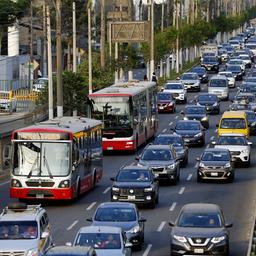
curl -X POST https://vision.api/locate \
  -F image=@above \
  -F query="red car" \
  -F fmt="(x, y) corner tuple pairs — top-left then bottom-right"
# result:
(157, 92), (176, 113)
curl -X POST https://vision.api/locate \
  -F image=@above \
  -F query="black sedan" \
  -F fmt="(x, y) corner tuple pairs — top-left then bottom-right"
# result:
(136, 144), (180, 184)
(196, 148), (234, 182)
(153, 134), (188, 167)
(226, 64), (243, 80)
(245, 110), (256, 135)
(169, 203), (232, 256)
(181, 105), (209, 129)
(191, 66), (209, 83)
(110, 165), (159, 208)
(172, 120), (206, 146)
(196, 93), (220, 114)
(87, 202), (146, 250)
(201, 56), (219, 73)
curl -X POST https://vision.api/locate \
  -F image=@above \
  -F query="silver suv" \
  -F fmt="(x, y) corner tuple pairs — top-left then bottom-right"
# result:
(208, 75), (229, 100)
(0, 203), (52, 256)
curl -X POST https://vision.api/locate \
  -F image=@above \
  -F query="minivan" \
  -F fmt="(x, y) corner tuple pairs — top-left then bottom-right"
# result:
(208, 75), (229, 101)
(217, 111), (249, 138)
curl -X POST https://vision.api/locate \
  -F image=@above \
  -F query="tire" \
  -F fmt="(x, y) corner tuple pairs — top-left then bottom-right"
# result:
(245, 157), (250, 168)
(134, 243), (143, 251)
(197, 174), (202, 183)
(200, 138), (205, 147)
(227, 173), (234, 183)
(172, 106), (176, 113)
(156, 194), (159, 204)
(149, 200), (156, 209)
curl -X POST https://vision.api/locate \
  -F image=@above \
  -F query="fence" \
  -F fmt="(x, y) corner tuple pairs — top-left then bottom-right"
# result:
(248, 215), (256, 256)
(0, 80), (40, 114)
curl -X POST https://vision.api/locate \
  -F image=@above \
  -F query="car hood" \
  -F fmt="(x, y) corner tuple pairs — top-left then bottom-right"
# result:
(139, 160), (175, 167)
(157, 100), (173, 104)
(164, 89), (184, 94)
(0, 240), (38, 251)
(198, 101), (216, 106)
(113, 181), (151, 188)
(95, 249), (126, 256)
(202, 61), (218, 65)
(172, 227), (226, 238)
(92, 221), (137, 231)
(201, 160), (229, 166)
(215, 145), (248, 151)
(181, 79), (199, 84)
(185, 114), (205, 120)
(174, 130), (202, 136)
(173, 146), (185, 153)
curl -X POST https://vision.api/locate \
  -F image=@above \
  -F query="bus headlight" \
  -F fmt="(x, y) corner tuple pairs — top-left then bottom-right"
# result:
(11, 179), (22, 188)
(58, 180), (70, 188)
(112, 187), (120, 192)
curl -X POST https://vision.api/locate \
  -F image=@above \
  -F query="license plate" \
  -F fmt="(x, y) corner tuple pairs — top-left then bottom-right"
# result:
(184, 139), (190, 142)
(107, 147), (113, 150)
(36, 194), (44, 199)
(206, 107), (210, 110)
(211, 172), (218, 176)
(154, 173), (159, 177)
(194, 248), (204, 253)
(159, 106), (164, 109)
(128, 195), (135, 200)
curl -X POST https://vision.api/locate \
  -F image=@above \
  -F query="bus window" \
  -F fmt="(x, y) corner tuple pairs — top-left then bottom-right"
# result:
(72, 140), (79, 165)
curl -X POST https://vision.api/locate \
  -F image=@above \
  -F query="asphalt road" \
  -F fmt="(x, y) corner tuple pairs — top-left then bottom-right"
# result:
(0, 67), (256, 256)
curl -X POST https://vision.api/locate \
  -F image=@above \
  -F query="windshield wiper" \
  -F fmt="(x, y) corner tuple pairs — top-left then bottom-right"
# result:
(43, 149), (53, 179)
(27, 153), (40, 178)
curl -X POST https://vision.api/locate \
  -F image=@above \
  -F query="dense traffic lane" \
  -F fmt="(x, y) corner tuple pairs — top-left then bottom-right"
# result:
(0, 70), (256, 256)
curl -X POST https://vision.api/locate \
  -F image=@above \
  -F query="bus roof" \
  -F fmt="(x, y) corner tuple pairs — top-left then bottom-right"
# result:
(13, 116), (102, 136)
(89, 81), (156, 97)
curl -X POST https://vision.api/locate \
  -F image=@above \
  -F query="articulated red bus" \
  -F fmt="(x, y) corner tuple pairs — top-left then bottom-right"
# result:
(89, 81), (158, 151)
(10, 116), (103, 200)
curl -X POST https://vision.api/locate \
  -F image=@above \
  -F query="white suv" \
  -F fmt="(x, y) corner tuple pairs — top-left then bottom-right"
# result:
(0, 203), (52, 256)
(163, 80), (187, 103)
(212, 134), (252, 167)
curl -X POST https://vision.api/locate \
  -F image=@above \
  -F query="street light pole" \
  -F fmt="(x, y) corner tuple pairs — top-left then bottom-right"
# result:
(150, 0), (155, 80)
(56, 0), (63, 118)
(73, 2), (77, 73)
(88, 2), (92, 94)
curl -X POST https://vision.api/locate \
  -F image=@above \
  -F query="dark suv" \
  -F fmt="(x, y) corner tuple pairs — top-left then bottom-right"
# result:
(201, 56), (219, 73)
(110, 165), (159, 208)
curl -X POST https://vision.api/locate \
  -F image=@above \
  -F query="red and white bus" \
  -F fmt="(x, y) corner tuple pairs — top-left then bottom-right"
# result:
(10, 116), (103, 200)
(89, 81), (158, 151)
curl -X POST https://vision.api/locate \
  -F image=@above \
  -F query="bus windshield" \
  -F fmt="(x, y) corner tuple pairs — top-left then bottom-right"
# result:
(13, 142), (70, 177)
(91, 97), (132, 128)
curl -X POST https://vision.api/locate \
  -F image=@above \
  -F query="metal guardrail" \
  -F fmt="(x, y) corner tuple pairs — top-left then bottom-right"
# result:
(248, 215), (256, 256)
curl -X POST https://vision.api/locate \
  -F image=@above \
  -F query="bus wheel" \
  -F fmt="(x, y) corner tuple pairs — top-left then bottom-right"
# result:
(75, 181), (81, 199)
(93, 172), (97, 188)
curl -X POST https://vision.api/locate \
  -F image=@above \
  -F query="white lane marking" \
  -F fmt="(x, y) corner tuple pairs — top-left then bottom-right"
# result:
(210, 136), (214, 141)
(169, 202), (177, 211)
(206, 144), (210, 148)
(67, 220), (78, 231)
(215, 128), (218, 132)
(187, 174), (193, 181)
(157, 221), (166, 232)
(178, 187), (185, 195)
(175, 115), (179, 119)
(143, 244), (153, 256)
(103, 187), (111, 194)
(194, 162), (199, 168)
(162, 128), (167, 133)
(86, 202), (97, 211)
(169, 122), (173, 126)
(189, 100), (193, 103)
(0, 181), (10, 187)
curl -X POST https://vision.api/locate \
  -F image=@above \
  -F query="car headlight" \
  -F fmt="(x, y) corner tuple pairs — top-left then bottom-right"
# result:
(195, 132), (203, 138)
(224, 163), (231, 168)
(167, 163), (175, 169)
(251, 122), (256, 126)
(199, 162), (205, 168)
(213, 102), (218, 107)
(26, 248), (38, 256)
(211, 236), (226, 244)
(112, 187), (120, 192)
(241, 149), (249, 154)
(144, 187), (153, 192)
(127, 225), (141, 234)
(173, 235), (187, 243)
(201, 116), (208, 121)
(184, 116), (188, 120)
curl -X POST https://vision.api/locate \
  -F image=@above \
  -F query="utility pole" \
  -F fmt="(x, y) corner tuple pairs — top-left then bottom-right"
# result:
(88, 1), (93, 94)
(100, 0), (105, 69)
(56, 0), (63, 118)
(43, 0), (47, 77)
(46, 5), (53, 119)
(150, 0), (155, 80)
(73, 2), (77, 73)
(29, 1), (33, 88)
(159, 2), (164, 78)
(175, 0), (179, 73)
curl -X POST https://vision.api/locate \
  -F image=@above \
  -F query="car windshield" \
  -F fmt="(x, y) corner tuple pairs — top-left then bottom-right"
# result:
(141, 149), (173, 161)
(0, 221), (38, 240)
(192, 68), (205, 74)
(198, 95), (217, 102)
(165, 83), (183, 90)
(218, 136), (246, 145)
(226, 65), (241, 72)
(240, 55), (250, 60)
(245, 78), (256, 82)
(185, 107), (205, 114)
(175, 122), (200, 131)
(157, 93), (172, 101)
(245, 84), (256, 92)
(203, 57), (217, 62)
(220, 118), (246, 129)
(235, 96), (254, 102)
(154, 136), (183, 146)
(116, 170), (150, 182)
(75, 233), (121, 249)
(219, 72), (233, 78)
(246, 112), (256, 120)
(94, 207), (136, 222)
(229, 60), (242, 65)
(177, 212), (222, 228)
(209, 79), (227, 87)
(181, 74), (198, 80)
(13, 142), (70, 177)
(201, 151), (230, 161)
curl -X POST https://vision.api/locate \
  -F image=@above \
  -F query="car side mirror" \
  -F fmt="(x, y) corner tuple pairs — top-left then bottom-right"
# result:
(180, 110), (184, 115)
(196, 157), (200, 161)
(168, 221), (175, 227)
(41, 231), (49, 239)
(86, 217), (93, 222)
(65, 242), (72, 247)
(211, 141), (216, 145)
(177, 77), (180, 80)
(125, 242), (133, 248)
(110, 177), (115, 181)
(139, 218), (147, 223)
(248, 141), (253, 146)
(225, 223), (233, 228)
(170, 127), (174, 131)
(216, 124), (219, 128)
(135, 156), (140, 160)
